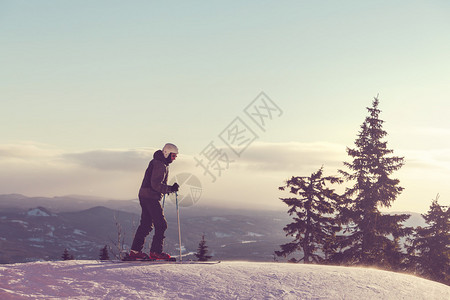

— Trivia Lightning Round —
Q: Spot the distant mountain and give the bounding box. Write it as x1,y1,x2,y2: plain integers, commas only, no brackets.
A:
61,194,116,201
0,193,140,213
0,194,427,264
398,211,427,228
0,202,293,264
0,206,138,263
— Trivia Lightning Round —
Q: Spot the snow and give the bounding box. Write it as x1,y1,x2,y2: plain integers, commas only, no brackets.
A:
27,238,44,242
73,229,87,236
246,231,264,237
215,232,232,238
26,208,51,217
10,220,28,226
0,261,448,299
46,225,55,237
211,217,229,222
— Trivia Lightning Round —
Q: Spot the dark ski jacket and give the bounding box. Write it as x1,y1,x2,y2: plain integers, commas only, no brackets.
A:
138,150,171,201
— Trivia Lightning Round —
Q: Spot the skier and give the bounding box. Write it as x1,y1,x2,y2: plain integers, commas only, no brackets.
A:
127,143,179,260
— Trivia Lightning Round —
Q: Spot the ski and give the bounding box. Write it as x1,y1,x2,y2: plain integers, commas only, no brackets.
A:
182,261,221,265
110,260,221,265
120,257,176,262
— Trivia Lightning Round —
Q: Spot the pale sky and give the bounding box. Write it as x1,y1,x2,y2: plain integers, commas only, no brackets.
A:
1,1,449,213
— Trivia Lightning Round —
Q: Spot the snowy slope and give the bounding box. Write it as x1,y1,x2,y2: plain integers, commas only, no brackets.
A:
0,261,448,299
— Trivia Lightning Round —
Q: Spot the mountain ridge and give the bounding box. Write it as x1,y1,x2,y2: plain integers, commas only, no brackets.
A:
0,194,427,264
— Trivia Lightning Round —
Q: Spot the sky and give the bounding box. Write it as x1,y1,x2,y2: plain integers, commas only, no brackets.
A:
0,0,449,213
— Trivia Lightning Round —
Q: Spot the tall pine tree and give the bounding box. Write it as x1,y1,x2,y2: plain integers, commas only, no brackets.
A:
407,195,449,285
336,96,410,269
276,167,342,263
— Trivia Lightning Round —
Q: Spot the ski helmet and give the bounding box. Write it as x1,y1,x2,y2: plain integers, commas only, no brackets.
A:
162,143,178,158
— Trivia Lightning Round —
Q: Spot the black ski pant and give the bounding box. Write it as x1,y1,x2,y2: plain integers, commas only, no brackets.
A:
131,197,167,254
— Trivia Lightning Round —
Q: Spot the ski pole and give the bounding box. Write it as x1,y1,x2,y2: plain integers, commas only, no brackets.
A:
176,192,182,262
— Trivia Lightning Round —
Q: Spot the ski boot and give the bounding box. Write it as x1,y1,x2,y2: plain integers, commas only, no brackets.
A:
123,250,151,261
150,252,176,261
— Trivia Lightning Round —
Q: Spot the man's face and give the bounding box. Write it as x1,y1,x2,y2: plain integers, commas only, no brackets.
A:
170,153,177,162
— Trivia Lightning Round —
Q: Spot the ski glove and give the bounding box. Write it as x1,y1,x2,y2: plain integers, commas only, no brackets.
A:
170,183,179,193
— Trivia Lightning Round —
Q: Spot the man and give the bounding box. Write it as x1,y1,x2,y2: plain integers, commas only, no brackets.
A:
127,143,179,260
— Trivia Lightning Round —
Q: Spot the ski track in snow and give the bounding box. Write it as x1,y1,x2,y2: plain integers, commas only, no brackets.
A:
0,261,448,299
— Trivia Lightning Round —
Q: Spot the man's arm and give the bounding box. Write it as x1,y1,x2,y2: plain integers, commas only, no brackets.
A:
150,161,171,194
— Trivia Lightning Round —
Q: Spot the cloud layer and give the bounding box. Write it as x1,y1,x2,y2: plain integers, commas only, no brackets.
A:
237,141,347,173
63,149,153,171
0,142,448,213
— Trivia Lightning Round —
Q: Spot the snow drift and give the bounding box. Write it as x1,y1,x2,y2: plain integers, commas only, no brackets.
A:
0,260,448,299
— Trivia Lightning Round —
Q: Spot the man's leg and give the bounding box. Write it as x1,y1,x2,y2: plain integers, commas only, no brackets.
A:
147,199,168,254
130,199,154,252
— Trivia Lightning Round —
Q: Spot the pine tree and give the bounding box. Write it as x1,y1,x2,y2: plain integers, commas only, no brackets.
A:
195,234,212,261
99,245,110,261
335,96,411,268
61,248,74,261
407,195,449,285
276,167,342,263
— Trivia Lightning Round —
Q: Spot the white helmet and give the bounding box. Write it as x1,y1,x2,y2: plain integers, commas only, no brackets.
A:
162,143,178,158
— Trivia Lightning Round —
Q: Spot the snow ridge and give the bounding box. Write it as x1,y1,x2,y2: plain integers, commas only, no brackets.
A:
0,260,448,299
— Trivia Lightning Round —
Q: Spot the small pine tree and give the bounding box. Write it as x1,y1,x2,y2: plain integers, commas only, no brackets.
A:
276,167,342,263
99,245,110,261
335,96,411,269
195,234,212,261
61,248,74,261
407,195,449,285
